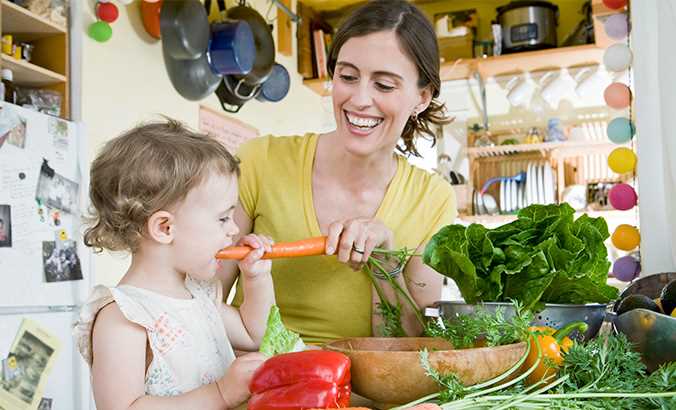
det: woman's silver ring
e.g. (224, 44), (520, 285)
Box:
(352, 244), (365, 254)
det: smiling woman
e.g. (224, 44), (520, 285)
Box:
(219, 0), (461, 344)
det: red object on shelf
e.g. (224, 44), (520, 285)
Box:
(97, 2), (119, 23)
(602, 0), (628, 10)
(141, 0), (162, 40)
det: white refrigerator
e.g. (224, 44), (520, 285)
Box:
(0, 102), (92, 410)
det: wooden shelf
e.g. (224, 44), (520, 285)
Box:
(440, 44), (605, 82)
(1, 54), (66, 86)
(1, 0), (66, 36)
(466, 140), (618, 159)
(304, 45), (604, 96)
(303, 78), (332, 97)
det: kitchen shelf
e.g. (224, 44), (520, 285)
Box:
(1, 54), (66, 86)
(303, 45), (603, 96)
(1, 0), (66, 36)
(472, 44), (604, 80)
(466, 140), (618, 159)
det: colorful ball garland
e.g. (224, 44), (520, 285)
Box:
(600, 1), (642, 280)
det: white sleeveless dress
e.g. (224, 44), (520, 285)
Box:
(74, 276), (236, 396)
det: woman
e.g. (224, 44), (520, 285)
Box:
(219, 0), (459, 343)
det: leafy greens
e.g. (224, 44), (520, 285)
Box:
(423, 204), (619, 310)
(259, 305), (305, 357)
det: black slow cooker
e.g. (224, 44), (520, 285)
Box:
(496, 1), (559, 54)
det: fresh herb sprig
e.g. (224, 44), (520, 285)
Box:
(396, 332), (676, 409)
(424, 300), (533, 349)
(363, 247), (425, 336)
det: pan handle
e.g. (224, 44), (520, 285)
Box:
(219, 100), (243, 114)
(232, 77), (261, 100)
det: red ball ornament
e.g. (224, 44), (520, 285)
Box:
(97, 2), (119, 23)
(602, 0), (627, 10)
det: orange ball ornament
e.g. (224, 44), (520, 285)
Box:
(604, 82), (631, 109)
(612, 224), (640, 251)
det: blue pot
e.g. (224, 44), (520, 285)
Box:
(256, 63), (290, 103)
(207, 20), (255, 76)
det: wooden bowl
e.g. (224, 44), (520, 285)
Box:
(323, 337), (526, 405)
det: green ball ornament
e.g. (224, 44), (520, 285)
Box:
(89, 21), (112, 43)
(607, 117), (635, 144)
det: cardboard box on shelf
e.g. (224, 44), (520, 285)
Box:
(438, 33), (474, 63)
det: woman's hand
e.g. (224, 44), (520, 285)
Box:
(325, 218), (394, 270)
(237, 234), (273, 280)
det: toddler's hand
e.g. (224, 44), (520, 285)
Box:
(238, 234), (273, 280)
(217, 352), (267, 408)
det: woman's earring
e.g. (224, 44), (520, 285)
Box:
(410, 110), (418, 121)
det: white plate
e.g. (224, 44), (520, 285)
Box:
(541, 164), (547, 204)
(538, 164), (547, 205)
(535, 163), (545, 204)
(528, 162), (536, 205)
(499, 180), (506, 213)
(483, 193), (498, 214)
(505, 180), (512, 212)
(544, 163), (555, 204)
(526, 163), (532, 206)
(511, 180), (518, 212)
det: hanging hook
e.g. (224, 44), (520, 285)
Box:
(269, 0), (300, 23)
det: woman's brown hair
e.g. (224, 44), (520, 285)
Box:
(84, 119), (240, 253)
(327, 0), (451, 157)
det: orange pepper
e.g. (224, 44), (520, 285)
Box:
(523, 321), (588, 386)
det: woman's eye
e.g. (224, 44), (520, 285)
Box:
(375, 82), (395, 92)
(339, 74), (358, 82)
(219, 217), (230, 224)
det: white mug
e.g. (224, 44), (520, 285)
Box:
(538, 68), (576, 109)
(506, 73), (536, 107)
(574, 65), (612, 98)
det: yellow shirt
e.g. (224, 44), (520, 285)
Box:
(233, 133), (456, 343)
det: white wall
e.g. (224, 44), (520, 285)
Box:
(632, 1), (676, 274)
(80, 1), (328, 285)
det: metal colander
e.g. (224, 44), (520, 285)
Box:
(425, 301), (609, 341)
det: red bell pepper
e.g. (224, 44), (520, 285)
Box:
(248, 350), (351, 410)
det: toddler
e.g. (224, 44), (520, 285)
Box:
(74, 119), (274, 409)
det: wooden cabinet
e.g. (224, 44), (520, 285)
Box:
(0, 0), (69, 119)
(298, 0), (620, 95)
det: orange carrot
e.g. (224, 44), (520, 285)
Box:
(216, 236), (328, 260)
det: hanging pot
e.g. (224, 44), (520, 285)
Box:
(225, 5), (275, 86)
(207, 19), (255, 75)
(160, 0), (220, 100)
(215, 74), (262, 113)
(256, 63), (290, 103)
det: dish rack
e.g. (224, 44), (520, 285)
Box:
(463, 119), (631, 216)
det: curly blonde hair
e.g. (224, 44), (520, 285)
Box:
(84, 119), (240, 253)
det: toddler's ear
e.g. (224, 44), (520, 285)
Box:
(147, 211), (175, 244)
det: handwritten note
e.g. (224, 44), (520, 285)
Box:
(10, 201), (39, 254)
(1, 167), (34, 201)
(198, 105), (259, 154)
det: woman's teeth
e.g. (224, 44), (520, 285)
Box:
(346, 112), (383, 129)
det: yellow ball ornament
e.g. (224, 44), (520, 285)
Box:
(608, 147), (637, 174)
(612, 224), (640, 251)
